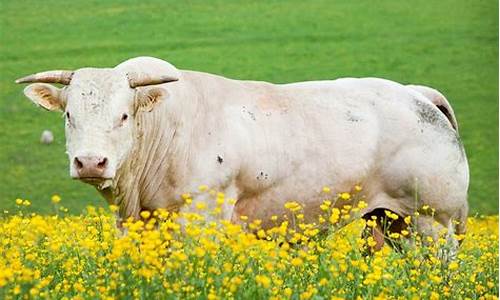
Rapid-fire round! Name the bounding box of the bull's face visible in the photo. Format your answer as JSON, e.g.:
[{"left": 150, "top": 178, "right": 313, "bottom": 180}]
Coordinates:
[
  {"left": 63, "top": 69, "right": 136, "bottom": 184},
  {"left": 16, "top": 59, "right": 178, "bottom": 188}
]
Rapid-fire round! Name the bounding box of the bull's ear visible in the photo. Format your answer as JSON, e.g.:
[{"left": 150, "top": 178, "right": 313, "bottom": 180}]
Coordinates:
[
  {"left": 23, "top": 83, "right": 64, "bottom": 112},
  {"left": 134, "top": 87, "right": 167, "bottom": 112}
]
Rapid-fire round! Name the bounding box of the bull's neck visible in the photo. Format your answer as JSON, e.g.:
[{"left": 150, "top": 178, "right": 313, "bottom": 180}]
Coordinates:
[{"left": 110, "top": 101, "right": 189, "bottom": 219}]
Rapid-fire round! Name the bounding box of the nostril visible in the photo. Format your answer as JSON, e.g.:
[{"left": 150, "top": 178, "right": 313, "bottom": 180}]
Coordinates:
[
  {"left": 97, "top": 157, "right": 108, "bottom": 169},
  {"left": 74, "top": 157, "right": 83, "bottom": 169}
]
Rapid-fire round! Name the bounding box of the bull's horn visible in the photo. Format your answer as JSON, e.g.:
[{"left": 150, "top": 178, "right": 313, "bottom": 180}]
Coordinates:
[
  {"left": 127, "top": 72, "right": 178, "bottom": 88},
  {"left": 15, "top": 70, "right": 74, "bottom": 85}
]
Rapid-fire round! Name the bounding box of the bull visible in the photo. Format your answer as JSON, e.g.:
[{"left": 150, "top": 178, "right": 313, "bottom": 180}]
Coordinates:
[{"left": 16, "top": 56, "right": 469, "bottom": 250}]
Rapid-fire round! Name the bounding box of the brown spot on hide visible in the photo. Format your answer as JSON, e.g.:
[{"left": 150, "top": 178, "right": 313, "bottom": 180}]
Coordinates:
[{"left": 256, "top": 95, "right": 290, "bottom": 114}]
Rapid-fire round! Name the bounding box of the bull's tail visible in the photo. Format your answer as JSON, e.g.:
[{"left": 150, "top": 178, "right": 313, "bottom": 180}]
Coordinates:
[{"left": 407, "top": 84, "right": 459, "bottom": 132}]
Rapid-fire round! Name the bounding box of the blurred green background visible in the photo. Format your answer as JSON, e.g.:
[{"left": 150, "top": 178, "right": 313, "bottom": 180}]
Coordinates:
[{"left": 0, "top": 0, "right": 497, "bottom": 215}]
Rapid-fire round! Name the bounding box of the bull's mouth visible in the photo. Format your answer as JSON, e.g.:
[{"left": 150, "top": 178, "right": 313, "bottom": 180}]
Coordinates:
[
  {"left": 78, "top": 177, "right": 106, "bottom": 184},
  {"left": 75, "top": 177, "right": 113, "bottom": 189}
]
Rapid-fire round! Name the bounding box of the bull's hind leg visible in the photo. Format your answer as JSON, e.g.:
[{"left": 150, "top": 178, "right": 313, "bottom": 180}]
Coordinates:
[
  {"left": 414, "top": 213, "right": 462, "bottom": 261},
  {"left": 362, "top": 205, "right": 462, "bottom": 261},
  {"left": 368, "top": 138, "right": 469, "bottom": 258},
  {"left": 362, "top": 208, "right": 408, "bottom": 252}
]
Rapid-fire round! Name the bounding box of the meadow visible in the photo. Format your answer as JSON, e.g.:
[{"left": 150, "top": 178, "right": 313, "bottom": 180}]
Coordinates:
[
  {"left": 0, "top": 0, "right": 498, "bottom": 215},
  {"left": 0, "top": 191, "right": 498, "bottom": 299}
]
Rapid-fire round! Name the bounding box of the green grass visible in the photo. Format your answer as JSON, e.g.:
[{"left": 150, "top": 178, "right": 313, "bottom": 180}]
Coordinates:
[{"left": 0, "top": 0, "right": 497, "bottom": 215}]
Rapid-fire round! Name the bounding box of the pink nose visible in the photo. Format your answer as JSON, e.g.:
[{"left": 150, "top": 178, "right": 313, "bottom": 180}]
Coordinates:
[{"left": 74, "top": 156, "right": 108, "bottom": 178}]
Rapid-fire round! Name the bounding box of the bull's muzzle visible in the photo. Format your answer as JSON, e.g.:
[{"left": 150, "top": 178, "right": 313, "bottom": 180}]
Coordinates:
[{"left": 73, "top": 156, "right": 109, "bottom": 180}]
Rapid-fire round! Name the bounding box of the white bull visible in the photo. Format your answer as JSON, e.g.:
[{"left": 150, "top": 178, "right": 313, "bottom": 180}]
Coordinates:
[{"left": 16, "top": 56, "right": 469, "bottom": 249}]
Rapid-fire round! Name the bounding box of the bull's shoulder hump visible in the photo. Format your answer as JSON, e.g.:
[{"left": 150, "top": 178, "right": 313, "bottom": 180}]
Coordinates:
[{"left": 181, "top": 70, "right": 273, "bottom": 85}]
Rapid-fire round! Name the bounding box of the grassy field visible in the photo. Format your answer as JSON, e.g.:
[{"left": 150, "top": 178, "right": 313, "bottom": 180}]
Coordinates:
[{"left": 0, "top": 0, "right": 498, "bottom": 215}]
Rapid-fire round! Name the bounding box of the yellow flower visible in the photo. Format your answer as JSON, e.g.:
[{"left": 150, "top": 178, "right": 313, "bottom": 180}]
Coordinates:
[
  {"left": 448, "top": 261, "right": 459, "bottom": 271},
  {"left": 284, "top": 201, "right": 302, "bottom": 212},
  {"left": 340, "top": 192, "right": 351, "bottom": 200},
  {"left": 29, "top": 288, "right": 39, "bottom": 297},
  {"left": 15, "top": 198, "right": 23, "bottom": 205},
  {"left": 51, "top": 194, "right": 61, "bottom": 204},
  {"left": 223, "top": 262, "right": 233, "bottom": 272},
  {"left": 329, "top": 208, "right": 340, "bottom": 224},
  {"left": 384, "top": 210, "right": 398, "bottom": 220},
  {"left": 264, "top": 262, "right": 274, "bottom": 272},
  {"left": 366, "top": 219, "right": 377, "bottom": 228},
  {"left": 109, "top": 205, "right": 119, "bottom": 212},
  {"left": 357, "top": 200, "right": 367, "bottom": 209},
  {"left": 319, "top": 278, "right": 328, "bottom": 286},
  {"left": 389, "top": 232, "right": 400, "bottom": 239},
  {"left": 291, "top": 257, "right": 303, "bottom": 267},
  {"left": 13, "top": 285, "right": 21, "bottom": 295},
  {"left": 207, "top": 292, "right": 218, "bottom": 300},
  {"left": 194, "top": 247, "right": 206, "bottom": 258},
  {"left": 195, "top": 202, "right": 206, "bottom": 210},
  {"left": 140, "top": 211, "right": 151, "bottom": 219},
  {"left": 430, "top": 292, "right": 439, "bottom": 300},
  {"left": 322, "top": 186, "right": 331, "bottom": 193},
  {"left": 255, "top": 275, "right": 271, "bottom": 288}
]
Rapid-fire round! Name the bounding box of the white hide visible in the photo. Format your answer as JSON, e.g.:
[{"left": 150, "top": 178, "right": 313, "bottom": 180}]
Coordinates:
[{"left": 20, "top": 57, "right": 469, "bottom": 237}]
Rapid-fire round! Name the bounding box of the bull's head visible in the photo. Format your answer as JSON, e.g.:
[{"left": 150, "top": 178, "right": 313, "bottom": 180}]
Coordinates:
[{"left": 16, "top": 57, "right": 179, "bottom": 187}]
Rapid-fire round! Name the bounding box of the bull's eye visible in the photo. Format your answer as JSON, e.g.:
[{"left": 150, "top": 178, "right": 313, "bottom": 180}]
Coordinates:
[{"left": 121, "top": 113, "right": 128, "bottom": 122}]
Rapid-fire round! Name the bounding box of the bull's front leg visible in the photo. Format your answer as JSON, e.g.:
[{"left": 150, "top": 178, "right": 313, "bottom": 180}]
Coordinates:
[{"left": 113, "top": 196, "right": 141, "bottom": 236}]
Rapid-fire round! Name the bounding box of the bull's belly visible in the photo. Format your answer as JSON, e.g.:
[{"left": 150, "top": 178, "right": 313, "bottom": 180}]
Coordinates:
[
  {"left": 231, "top": 132, "right": 468, "bottom": 230},
  {"left": 231, "top": 129, "right": 378, "bottom": 228}
]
